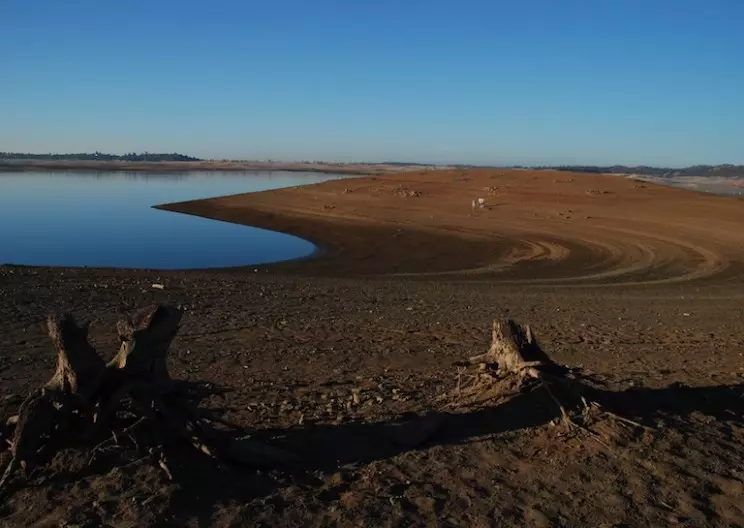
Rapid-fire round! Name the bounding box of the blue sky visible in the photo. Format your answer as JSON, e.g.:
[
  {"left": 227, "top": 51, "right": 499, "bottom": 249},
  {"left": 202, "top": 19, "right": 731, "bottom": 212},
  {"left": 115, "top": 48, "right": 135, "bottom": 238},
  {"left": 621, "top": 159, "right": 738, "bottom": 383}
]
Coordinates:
[{"left": 1, "top": 1, "right": 742, "bottom": 166}]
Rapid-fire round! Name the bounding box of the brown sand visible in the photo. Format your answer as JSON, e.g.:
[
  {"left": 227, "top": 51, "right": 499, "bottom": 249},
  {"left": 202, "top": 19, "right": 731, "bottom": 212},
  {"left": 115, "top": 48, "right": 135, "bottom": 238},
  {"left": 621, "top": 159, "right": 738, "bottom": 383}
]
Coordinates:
[
  {"left": 1, "top": 169, "right": 744, "bottom": 526},
  {"left": 160, "top": 168, "right": 744, "bottom": 283}
]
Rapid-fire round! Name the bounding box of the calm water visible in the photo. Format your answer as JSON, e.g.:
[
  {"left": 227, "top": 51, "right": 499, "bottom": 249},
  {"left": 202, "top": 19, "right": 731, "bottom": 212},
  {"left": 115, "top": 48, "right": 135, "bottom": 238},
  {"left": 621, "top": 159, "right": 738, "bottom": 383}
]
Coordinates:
[
  {"left": 629, "top": 175, "right": 744, "bottom": 197},
  {"left": 0, "top": 171, "right": 348, "bottom": 269}
]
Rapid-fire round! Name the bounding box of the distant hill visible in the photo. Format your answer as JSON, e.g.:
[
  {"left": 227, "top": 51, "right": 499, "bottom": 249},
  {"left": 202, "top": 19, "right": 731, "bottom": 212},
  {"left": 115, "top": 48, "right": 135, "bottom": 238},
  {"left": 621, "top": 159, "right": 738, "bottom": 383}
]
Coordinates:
[
  {"left": 375, "top": 161, "right": 744, "bottom": 178},
  {"left": 2, "top": 153, "right": 742, "bottom": 178},
  {"left": 535, "top": 164, "right": 744, "bottom": 178},
  {"left": 0, "top": 152, "right": 201, "bottom": 162}
]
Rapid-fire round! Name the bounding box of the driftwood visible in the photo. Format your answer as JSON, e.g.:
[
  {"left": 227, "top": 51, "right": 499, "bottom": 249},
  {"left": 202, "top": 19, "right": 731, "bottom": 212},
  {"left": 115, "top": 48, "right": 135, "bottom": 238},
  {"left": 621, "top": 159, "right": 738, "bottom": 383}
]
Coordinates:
[{"left": 0, "top": 305, "right": 295, "bottom": 493}]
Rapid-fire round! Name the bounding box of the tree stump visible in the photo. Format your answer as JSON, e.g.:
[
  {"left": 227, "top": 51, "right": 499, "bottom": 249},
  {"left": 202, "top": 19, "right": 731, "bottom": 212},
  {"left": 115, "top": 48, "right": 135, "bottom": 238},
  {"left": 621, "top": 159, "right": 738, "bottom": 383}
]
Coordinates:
[
  {"left": 110, "top": 305, "right": 181, "bottom": 379},
  {"left": 469, "top": 320, "right": 558, "bottom": 373},
  {"left": 450, "top": 319, "right": 647, "bottom": 443},
  {"left": 0, "top": 314, "right": 107, "bottom": 490},
  {"left": 0, "top": 304, "right": 296, "bottom": 494},
  {"left": 454, "top": 319, "right": 578, "bottom": 417},
  {"left": 46, "top": 313, "right": 106, "bottom": 396}
]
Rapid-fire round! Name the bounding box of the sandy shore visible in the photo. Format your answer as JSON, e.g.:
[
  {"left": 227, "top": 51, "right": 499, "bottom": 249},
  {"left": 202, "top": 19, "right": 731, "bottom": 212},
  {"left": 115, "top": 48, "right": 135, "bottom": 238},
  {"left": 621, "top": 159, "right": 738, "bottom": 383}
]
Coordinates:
[
  {"left": 2, "top": 168, "right": 744, "bottom": 526},
  {"left": 160, "top": 167, "right": 744, "bottom": 283}
]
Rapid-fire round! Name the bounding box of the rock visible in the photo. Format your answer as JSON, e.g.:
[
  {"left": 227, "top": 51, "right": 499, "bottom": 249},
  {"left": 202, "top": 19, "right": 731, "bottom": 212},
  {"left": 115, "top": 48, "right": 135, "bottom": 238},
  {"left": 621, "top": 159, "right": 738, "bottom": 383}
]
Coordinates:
[{"left": 524, "top": 507, "right": 551, "bottom": 528}]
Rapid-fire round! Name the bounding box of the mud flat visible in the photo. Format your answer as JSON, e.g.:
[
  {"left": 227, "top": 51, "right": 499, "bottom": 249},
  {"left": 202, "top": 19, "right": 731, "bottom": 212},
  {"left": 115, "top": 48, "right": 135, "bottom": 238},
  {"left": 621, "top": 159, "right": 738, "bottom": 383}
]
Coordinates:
[{"left": 1, "top": 169, "right": 744, "bottom": 526}]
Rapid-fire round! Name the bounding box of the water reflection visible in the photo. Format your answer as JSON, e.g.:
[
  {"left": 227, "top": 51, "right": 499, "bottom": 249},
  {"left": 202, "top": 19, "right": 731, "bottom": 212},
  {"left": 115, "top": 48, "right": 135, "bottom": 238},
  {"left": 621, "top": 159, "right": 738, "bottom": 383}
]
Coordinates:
[{"left": 0, "top": 171, "right": 350, "bottom": 269}]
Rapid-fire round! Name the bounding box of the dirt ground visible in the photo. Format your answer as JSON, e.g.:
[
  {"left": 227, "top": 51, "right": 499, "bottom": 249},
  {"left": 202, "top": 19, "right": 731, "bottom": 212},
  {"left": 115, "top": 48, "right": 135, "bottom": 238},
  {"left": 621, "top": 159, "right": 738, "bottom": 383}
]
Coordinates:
[{"left": 1, "top": 168, "right": 744, "bottom": 527}]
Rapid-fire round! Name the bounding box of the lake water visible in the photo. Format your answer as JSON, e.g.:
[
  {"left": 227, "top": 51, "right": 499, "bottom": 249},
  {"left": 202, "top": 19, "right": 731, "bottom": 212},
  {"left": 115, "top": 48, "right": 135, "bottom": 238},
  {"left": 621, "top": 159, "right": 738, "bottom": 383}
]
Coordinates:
[
  {"left": 628, "top": 175, "right": 744, "bottom": 197},
  {"left": 0, "top": 171, "right": 349, "bottom": 269}
]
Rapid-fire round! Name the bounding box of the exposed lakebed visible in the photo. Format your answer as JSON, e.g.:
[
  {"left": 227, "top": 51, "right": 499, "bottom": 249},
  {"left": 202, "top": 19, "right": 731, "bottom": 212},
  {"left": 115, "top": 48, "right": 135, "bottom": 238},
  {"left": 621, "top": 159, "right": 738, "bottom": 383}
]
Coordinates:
[{"left": 0, "top": 170, "right": 349, "bottom": 269}]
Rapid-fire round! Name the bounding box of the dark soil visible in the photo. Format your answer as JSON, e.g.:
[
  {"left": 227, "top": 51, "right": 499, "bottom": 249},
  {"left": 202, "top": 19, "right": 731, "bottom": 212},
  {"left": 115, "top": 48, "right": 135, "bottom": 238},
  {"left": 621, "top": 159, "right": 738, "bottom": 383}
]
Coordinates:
[{"left": 1, "top": 265, "right": 743, "bottom": 527}]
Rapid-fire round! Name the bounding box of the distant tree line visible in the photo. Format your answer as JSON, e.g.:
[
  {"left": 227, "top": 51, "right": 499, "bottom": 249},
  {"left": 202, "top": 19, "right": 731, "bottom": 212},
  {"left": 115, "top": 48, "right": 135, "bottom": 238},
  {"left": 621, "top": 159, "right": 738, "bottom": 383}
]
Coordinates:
[
  {"left": 377, "top": 161, "right": 486, "bottom": 168},
  {"left": 0, "top": 152, "right": 202, "bottom": 162},
  {"left": 531, "top": 165, "right": 671, "bottom": 175},
  {"left": 376, "top": 162, "right": 744, "bottom": 177}
]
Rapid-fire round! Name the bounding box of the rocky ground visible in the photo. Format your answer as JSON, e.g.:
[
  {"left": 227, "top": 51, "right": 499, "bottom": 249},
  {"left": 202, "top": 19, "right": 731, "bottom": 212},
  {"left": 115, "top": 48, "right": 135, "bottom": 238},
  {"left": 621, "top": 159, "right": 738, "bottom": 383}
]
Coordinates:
[{"left": 1, "top": 266, "right": 743, "bottom": 527}]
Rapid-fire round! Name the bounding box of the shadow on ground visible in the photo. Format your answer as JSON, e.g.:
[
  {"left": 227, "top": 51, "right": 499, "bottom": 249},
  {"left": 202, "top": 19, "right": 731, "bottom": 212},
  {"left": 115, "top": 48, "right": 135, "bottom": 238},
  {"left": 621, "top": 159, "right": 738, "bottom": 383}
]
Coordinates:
[{"left": 158, "top": 381, "right": 744, "bottom": 526}]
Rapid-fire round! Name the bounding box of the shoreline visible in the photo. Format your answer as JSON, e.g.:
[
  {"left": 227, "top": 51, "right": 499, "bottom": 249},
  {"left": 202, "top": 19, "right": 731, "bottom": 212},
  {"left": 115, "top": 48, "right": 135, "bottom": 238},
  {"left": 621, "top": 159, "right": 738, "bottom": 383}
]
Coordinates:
[
  {"left": 3, "top": 168, "right": 744, "bottom": 525},
  {"left": 0, "top": 159, "right": 443, "bottom": 175},
  {"left": 158, "top": 168, "right": 744, "bottom": 284}
]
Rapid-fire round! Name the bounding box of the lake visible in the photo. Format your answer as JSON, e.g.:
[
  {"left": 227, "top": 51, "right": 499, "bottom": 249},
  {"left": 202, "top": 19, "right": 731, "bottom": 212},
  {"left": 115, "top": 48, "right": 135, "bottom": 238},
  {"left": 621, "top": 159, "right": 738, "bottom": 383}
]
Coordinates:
[
  {"left": 0, "top": 171, "right": 349, "bottom": 269},
  {"left": 632, "top": 175, "right": 744, "bottom": 197}
]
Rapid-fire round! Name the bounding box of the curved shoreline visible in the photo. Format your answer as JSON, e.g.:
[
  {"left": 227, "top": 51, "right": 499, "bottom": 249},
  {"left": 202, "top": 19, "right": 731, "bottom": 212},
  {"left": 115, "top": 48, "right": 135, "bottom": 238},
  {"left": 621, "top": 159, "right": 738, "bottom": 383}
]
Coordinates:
[
  {"left": 4, "top": 169, "right": 744, "bottom": 525},
  {"left": 158, "top": 168, "right": 744, "bottom": 284}
]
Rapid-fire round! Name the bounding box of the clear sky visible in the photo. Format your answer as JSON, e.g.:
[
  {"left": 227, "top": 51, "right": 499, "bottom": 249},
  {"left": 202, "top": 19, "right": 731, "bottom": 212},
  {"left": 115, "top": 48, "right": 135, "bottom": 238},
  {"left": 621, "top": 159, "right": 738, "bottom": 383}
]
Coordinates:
[{"left": 1, "top": 1, "right": 742, "bottom": 166}]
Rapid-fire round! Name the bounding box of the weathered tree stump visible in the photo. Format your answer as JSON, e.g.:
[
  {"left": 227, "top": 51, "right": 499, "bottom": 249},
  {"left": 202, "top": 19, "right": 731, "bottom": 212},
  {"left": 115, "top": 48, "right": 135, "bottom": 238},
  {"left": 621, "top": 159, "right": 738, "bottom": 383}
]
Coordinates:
[
  {"left": 0, "top": 304, "right": 295, "bottom": 494},
  {"left": 449, "top": 319, "right": 647, "bottom": 443},
  {"left": 469, "top": 319, "right": 559, "bottom": 374},
  {"left": 0, "top": 314, "right": 105, "bottom": 490},
  {"left": 110, "top": 305, "right": 180, "bottom": 379},
  {"left": 47, "top": 313, "right": 106, "bottom": 396},
  {"left": 452, "top": 320, "right": 580, "bottom": 420}
]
